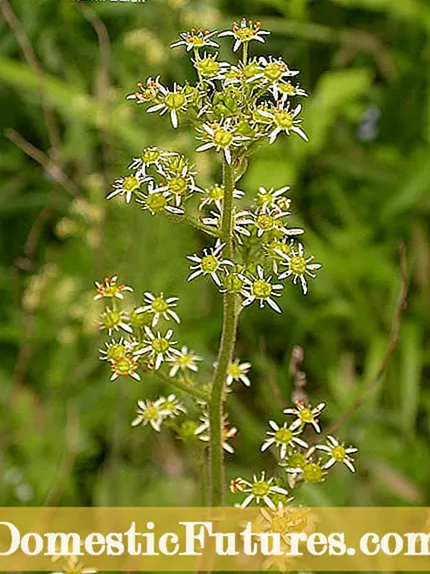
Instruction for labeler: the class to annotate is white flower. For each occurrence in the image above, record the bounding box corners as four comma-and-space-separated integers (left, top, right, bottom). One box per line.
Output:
170, 28, 219, 51
240, 265, 284, 313
235, 471, 289, 509
99, 308, 133, 336
187, 239, 234, 287
154, 172, 203, 208
199, 184, 244, 211
192, 52, 230, 83
247, 56, 300, 85
147, 83, 192, 129
271, 80, 308, 101
129, 147, 177, 174
260, 421, 309, 459
226, 359, 251, 387
136, 292, 180, 327
250, 205, 302, 238
219, 18, 270, 53
94, 275, 133, 300
134, 327, 180, 370
131, 399, 165, 432
202, 207, 252, 243
195, 414, 237, 454
169, 346, 203, 377
156, 394, 187, 418
316, 435, 358, 473
283, 401, 326, 433
267, 100, 308, 144
196, 120, 250, 164
277, 242, 321, 295
110, 354, 141, 382
106, 173, 150, 204
256, 185, 290, 209
136, 180, 184, 216
126, 76, 160, 103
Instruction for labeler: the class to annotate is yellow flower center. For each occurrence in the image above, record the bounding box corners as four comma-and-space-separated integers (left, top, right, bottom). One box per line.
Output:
271, 516, 290, 534
208, 184, 224, 200
275, 110, 294, 129
144, 404, 159, 420
303, 463, 324, 484
106, 344, 127, 361
123, 176, 141, 192
332, 445, 346, 462
256, 214, 275, 230
223, 274, 243, 293
252, 279, 272, 299
164, 92, 187, 111
198, 58, 220, 77
146, 193, 167, 211
141, 148, 160, 164
235, 27, 255, 42
151, 297, 169, 314
168, 177, 188, 195
201, 254, 219, 273
103, 311, 121, 329
227, 363, 242, 378
152, 338, 170, 354
252, 480, 270, 497
274, 427, 293, 445
114, 356, 135, 375
290, 256, 307, 275
213, 127, 233, 148
298, 407, 314, 423
264, 62, 284, 81
288, 452, 306, 469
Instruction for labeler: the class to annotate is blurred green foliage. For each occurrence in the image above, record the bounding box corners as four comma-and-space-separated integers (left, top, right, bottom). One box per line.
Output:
0, 0, 429, 514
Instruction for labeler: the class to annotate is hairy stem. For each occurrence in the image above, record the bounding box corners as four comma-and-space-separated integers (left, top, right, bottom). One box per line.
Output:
208, 159, 239, 506
154, 371, 209, 402
162, 211, 221, 238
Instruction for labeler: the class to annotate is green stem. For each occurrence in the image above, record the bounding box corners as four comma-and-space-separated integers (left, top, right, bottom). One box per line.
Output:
162, 211, 221, 238
208, 160, 239, 506
154, 371, 209, 402
243, 42, 249, 66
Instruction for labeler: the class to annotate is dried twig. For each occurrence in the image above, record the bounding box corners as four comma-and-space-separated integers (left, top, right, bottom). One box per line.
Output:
323, 242, 408, 436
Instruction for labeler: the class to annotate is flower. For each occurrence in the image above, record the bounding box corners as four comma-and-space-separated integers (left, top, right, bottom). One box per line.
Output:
136, 292, 180, 327
94, 276, 133, 300
134, 327, 180, 370
267, 100, 308, 144
131, 399, 165, 431
195, 414, 237, 453
99, 338, 128, 362
156, 394, 187, 418
248, 56, 300, 85
234, 471, 289, 509
136, 180, 184, 216
196, 120, 249, 164
110, 354, 141, 382
147, 83, 192, 128
250, 205, 297, 238
169, 346, 203, 377
106, 173, 150, 204
51, 555, 97, 574
155, 171, 203, 207
170, 28, 219, 51
277, 242, 321, 295
192, 52, 230, 82
315, 435, 358, 473
271, 80, 308, 101
240, 265, 284, 313
261, 421, 309, 459
202, 207, 252, 243
226, 359, 251, 387
187, 239, 234, 287
283, 401, 326, 433
256, 185, 290, 209
219, 18, 270, 53
100, 309, 133, 336
199, 184, 244, 211
126, 76, 160, 104
129, 147, 176, 173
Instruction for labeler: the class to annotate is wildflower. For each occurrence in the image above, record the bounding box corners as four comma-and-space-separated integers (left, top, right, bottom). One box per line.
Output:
126, 76, 160, 104
136, 292, 180, 327
129, 147, 176, 173
169, 346, 202, 377
271, 80, 308, 101
195, 414, 237, 453
187, 239, 234, 287
221, 270, 244, 294
134, 327, 180, 370
94, 276, 133, 300
100, 308, 133, 336
264, 238, 294, 274
268, 100, 308, 144
155, 172, 203, 206
315, 435, 358, 473
136, 180, 184, 216
99, 338, 128, 362
156, 394, 187, 418
110, 354, 141, 382
277, 242, 321, 295
51, 555, 97, 574
283, 401, 326, 433
250, 205, 296, 238
106, 173, 149, 204
170, 28, 219, 51
147, 82, 192, 129
131, 399, 165, 431
248, 56, 299, 84
234, 471, 289, 509
256, 185, 291, 209
226, 359, 251, 387
240, 265, 284, 313
261, 421, 309, 459
192, 52, 230, 82
199, 184, 244, 211
229, 477, 248, 493
202, 207, 252, 243
219, 18, 270, 53
196, 120, 249, 164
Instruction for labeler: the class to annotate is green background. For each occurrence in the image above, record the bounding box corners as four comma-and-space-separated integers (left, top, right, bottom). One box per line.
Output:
0, 0, 429, 514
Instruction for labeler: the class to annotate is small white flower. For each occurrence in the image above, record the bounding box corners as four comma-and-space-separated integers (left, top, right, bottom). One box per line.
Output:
136, 180, 184, 216
283, 401, 326, 433
192, 52, 230, 83
226, 359, 251, 387
271, 80, 308, 101
131, 399, 165, 432
267, 100, 308, 144
196, 120, 250, 164
156, 394, 187, 418
199, 184, 244, 211
129, 147, 177, 174
277, 242, 321, 295
256, 185, 290, 209
134, 327, 180, 370
154, 172, 203, 208
195, 414, 237, 454
100, 308, 133, 336
170, 29, 219, 51
240, 265, 284, 313
110, 354, 141, 382
94, 275, 133, 300
147, 83, 192, 129
106, 173, 150, 204
126, 76, 160, 103
187, 239, 234, 287
136, 292, 180, 327
169, 346, 203, 377
250, 205, 300, 238
202, 207, 252, 244
219, 18, 270, 53
247, 55, 300, 85
316, 435, 358, 473
261, 421, 309, 459
234, 471, 289, 509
